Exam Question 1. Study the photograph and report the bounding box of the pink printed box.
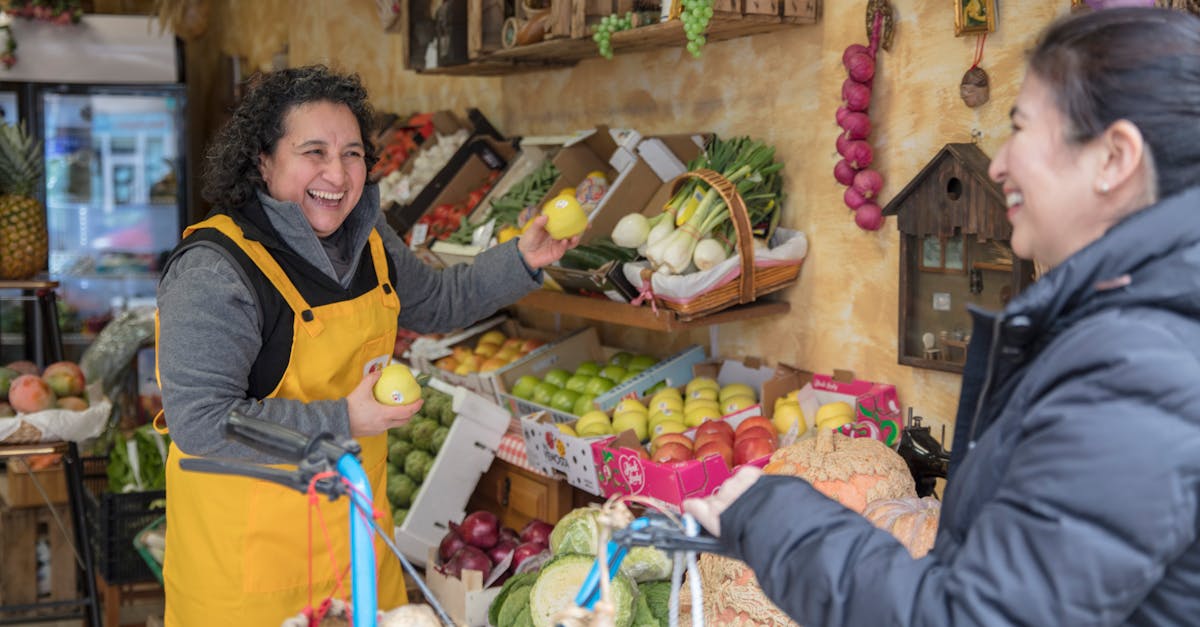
[590,409,770,513]
[804,370,903,447]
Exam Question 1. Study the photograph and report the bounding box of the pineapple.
[0,122,47,280]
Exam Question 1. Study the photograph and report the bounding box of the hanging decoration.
[834,0,894,232]
[960,34,990,108]
[0,1,85,70]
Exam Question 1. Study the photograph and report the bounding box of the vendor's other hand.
[682,466,764,537]
[347,368,424,437]
[518,214,581,269]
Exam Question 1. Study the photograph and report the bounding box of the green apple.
[583,376,616,396]
[543,368,571,388]
[608,351,633,368]
[551,389,582,413]
[565,374,592,393]
[628,354,658,371]
[531,382,560,406]
[511,375,540,400]
[574,361,601,377]
[573,393,597,416]
[599,365,627,383]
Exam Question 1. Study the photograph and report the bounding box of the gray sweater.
[156,184,540,462]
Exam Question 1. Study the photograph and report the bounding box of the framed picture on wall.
[955,0,997,36]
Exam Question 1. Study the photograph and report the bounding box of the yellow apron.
[159,215,406,626]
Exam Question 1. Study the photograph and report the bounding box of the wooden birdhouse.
[882,143,1035,374]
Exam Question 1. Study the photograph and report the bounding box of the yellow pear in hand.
[373,363,422,405]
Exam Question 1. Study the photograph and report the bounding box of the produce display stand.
[514,289,789,331]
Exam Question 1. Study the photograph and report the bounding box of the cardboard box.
[797,370,904,447]
[497,327,707,423]
[408,316,560,404]
[393,381,510,567]
[422,548,504,627]
[395,136,519,243]
[692,357,806,421]
[590,410,772,512]
[520,411,611,495]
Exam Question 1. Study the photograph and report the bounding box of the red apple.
[519,339,545,354]
[694,440,734,469]
[694,430,734,452]
[735,416,777,438]
[650,433,693,455]
[652,442,694,464]
[733,436,776,466]
[695,419,735,442]
[735,425,777,445]
[621,444,650,460]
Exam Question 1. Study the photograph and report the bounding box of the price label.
[410,223,429,248]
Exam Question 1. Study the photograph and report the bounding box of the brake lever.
[610,513,729,556]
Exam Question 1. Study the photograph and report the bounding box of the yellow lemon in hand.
[543,194,588,239]
[373,363,422,405]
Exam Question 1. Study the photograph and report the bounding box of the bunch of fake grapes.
[680,0,714,58]
[593,12,635,59]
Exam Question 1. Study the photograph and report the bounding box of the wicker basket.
[640,168,803,319]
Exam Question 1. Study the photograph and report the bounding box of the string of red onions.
[836,9,888,231]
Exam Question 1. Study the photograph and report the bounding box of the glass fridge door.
[39,85,186,344]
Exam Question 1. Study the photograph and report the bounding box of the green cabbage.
[639,581,673,626]
[550,507,601,556]
[528,554,634,627]
[620,546,673,583]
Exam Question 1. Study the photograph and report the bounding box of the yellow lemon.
[719,383,756,405]
[614,398,648,415]
[651,420,688,439]
[721,394,757,415]
[373,363,422,405]
[772,401,807,437]
[556,423,578,437]
[685,377,719,397]
[612,412,649,441]
[684,405,721,428]
[543,193,588,239]
[578,422,614,437]
[576,410,612,432]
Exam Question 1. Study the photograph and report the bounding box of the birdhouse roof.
[881,143,1010,240]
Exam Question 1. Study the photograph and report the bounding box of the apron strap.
[367,229,400,311]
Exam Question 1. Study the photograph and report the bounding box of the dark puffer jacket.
[720,186,1200,626]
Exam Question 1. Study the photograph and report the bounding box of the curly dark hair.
[201,65,379,209]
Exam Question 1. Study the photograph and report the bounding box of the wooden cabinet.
[467,458,600,530]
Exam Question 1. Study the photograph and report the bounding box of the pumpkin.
[862,496,941,558]
[686,429,918,625]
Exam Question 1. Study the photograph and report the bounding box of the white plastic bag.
[0,382,111,444]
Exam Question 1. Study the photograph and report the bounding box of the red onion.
[511,541,548,570]
[842,43,870,67]
[438,526,467,564]
[459,510,500,549]
[852,169,884,199]
[487,538,517,569]
[844,141,874,170]
[519,519,554,546]
[845,52,876,83]
[835,105,852,127]
[855,203,885,231]
[842,79,872,112]
[499,527,520,545]
[839,111,871,141]
[834,159,857,186]
[836,132,853,159]
[444,545,492,579]
[844,186,867,210]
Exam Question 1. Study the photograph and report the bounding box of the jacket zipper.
[966,314,1004,448]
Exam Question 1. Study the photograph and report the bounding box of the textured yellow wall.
[218,0,1073,442]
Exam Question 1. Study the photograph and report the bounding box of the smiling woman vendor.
[155,65,578,625]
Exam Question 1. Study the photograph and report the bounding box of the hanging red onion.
[459,510,500,549]
[842,43,870,66]
[836,133,853,159]
[438,525,467,564]
[855,203,885,231]
[842,79,872,112]
[519,519,554,546]
[843,141,874,170]
[844,186,867,210]
[834,159,858,186]
[852,169,884,199]
[838,111,872,141]
[835,105,852,127]
[845,52,876,84]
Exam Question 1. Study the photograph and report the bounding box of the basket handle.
[668,168,756,305]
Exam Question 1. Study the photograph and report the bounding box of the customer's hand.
[682,466,764,537]
[346,368,424,437]
[517,214,581,269]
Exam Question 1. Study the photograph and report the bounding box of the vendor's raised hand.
[682,465,764,537]
[517,214,581,269]
[346,368,424,437]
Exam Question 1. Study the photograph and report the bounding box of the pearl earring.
[1099,181,1110,194]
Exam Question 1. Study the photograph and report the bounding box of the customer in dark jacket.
[684,8,1200,626]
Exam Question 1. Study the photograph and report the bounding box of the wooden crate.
[0,460,68,509]
[0,502,77,606]
[743,0,779,17]
[713,0,742,18]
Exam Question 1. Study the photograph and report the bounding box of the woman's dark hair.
[201,65,378,209]
[1030,7,1200,199]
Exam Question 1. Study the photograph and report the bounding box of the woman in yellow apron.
[155,65,577,626]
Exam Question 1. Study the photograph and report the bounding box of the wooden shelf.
[972,261,1013,272]
[418,12,814,76]
[515,289,790,331]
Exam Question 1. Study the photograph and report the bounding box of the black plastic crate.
[81,467,166,585]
